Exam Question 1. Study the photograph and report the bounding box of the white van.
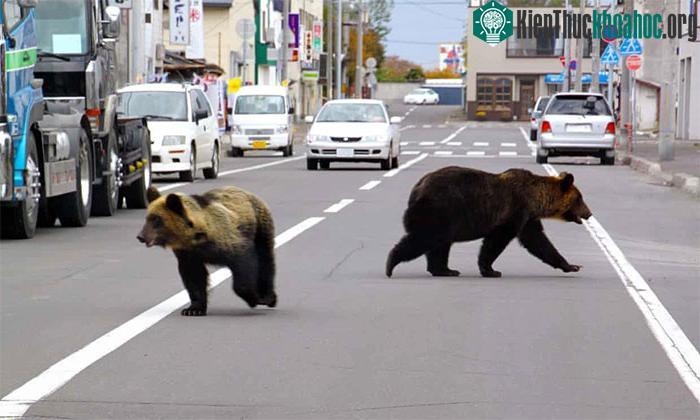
[228,86,294,157]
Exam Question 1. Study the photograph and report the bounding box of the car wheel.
[306,158,318,170]
[530,129,537,141]
[381,156,391,170]
[536,153,548,164]
[203,143,219,179]
[391,156,399,169]
[601,154,615,166]
[179,145,196,182]
[319,160,330,170]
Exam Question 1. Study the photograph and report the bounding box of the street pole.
[354,0,364,98]
[620,0,633,148]
[335,0,342,98]
[280,0,289,84]
[591,0,600,92]
[326,0,333,100]
[564,0,571,91]
[658,0,676,160]
[574,0,584,91]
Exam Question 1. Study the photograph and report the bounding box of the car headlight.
[275,125,288,134]
[162,135,186,146]
[233,125,243,135]
[307,134,329,144]
[364,134,389,143]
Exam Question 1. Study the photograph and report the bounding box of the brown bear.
[137,186,277,316]
[385,166,592,278]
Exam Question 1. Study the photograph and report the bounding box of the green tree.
[367,0,394,41]
[405,67,424,82]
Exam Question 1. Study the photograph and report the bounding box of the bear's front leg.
[175,251,209,316]
[517,220,582,274]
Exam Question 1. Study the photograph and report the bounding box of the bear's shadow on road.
[387,272,584,282]
[203,308,278,317]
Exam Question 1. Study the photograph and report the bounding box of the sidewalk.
[616,138,700,197]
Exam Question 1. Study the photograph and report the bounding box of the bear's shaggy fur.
[138,186,276,316]
[386,167,592,278]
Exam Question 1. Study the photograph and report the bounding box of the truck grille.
[35,72,86,98]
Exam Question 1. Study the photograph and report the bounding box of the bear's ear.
[165,194,186,217]
[560,172,575,191]
[147,186,161,203]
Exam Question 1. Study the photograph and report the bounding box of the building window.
[477,77,512,110]
[507,28,563,57]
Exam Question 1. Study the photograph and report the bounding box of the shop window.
[476,77,512,110]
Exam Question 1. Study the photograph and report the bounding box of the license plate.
[337,148,354,157]
[252,140,268,149]
[566,124,592,133]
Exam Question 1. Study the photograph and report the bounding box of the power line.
[396,0,466,22]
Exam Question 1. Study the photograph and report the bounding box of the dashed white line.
[218,155,305,177]
[401,150,420,155]
[419,141,435,146]
[434,151,453,156]
[400,141,409,146]
[473,142,489,147]
[0,216,327,418]
[499,151,517,157]
[422,125,432,129]
[399,125,415,132]
[438,124,447,128]
[447,142,462,146]
[384,153,428,178]
[541,164,700,402]
[501,142,517,147]
[467,151,486,156]
[323,199,355,213]
[359,180,381,191]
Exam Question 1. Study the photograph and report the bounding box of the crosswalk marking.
[499,151,517,156]
[400,141,409,146]
[473,142,489,147]
[401,150,420,155]
[501,142,517,147]
[422,124,432,128]
[447,141,462,146]
[434,151,453,156]
[419,141,435,146]
[467,151,486,156]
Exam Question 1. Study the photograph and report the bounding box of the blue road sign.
[619,38,643,56]
[600,44,620,65]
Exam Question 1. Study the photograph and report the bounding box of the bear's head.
[552,172,592,224]
[137,187,208,250]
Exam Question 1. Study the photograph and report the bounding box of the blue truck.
[0,0,151,239]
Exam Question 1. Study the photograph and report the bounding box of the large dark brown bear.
[137,186,277,316]
[386,167,592,278]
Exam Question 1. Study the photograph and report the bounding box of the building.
[466,6,607,121]
[114,0,166,86]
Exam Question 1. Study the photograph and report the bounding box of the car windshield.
[411,89,429,95]
[117,91,188,121]
[546,95,611,116]
[316,103,387,123]
[536,97,550,112]
[35,0,89,55]
[235,95,286,114]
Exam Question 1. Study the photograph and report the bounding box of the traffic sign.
[619,38,643,56]
[600,44,620,65]
[569,59,577,70]
[601,25,618,44]
[559,56,566,67]
[626,54,642,71]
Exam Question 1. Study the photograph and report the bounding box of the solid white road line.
[473,142,489,147]
[359,180,381,191]
[401,151,420,155]
[439,126,466,144]
[435,151,453,156]
[157,182,188,192]
[499,151,517,157]
[501,142,517,147]
[384,153,428,178]
[422,125,432,128]
[0,216,327,418]
[519,127,537,156]
[467,151,486,156]
[542,164,700,403]
[419,141,435,146]
[323,199,355,213]
[447,142,462,146]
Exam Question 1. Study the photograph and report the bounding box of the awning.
[545,72,609,85]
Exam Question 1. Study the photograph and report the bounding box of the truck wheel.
[0,134,41,239]
[37,198,57,227]
[56,127,93,227]
[92,127,119,216]
[125,134,152,209]
[203,143,219,179]
[179,145,196,182]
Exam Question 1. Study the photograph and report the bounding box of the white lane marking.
[401,151,420,155]
[520,126,537,156]
[419,141,435,146]
[541,164,700,403]
[499,151,517,157]
[410,107,416,112]
[218,155,304,177]
[359,180,381,191]
[384,153,428,178]
[447,142,462,146]
[436,154,529,159]
[438,124,447,128]
[422,125,432,129]
[0,216,326,418]
[434,151,453,156]
[467,151,486,156]
[501,142,517,147]
[323,199,355,213]
[157,182,187,192]
[473,142,489,147]
[399,125,415,132]
[400,141,409,146]
[439,126,466,144]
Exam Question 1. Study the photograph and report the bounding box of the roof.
[236,85,289,96]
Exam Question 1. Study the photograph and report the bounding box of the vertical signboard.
[288,13,300,48]
[312,20,323,58]
[169,0,190,45]
[304,30,313,64]
[186,0,205,59]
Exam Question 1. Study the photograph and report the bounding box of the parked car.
[305,100,402,170]
[403,88,440,105]
[529,95,550,141]
[117,83,220,181]
[536,92,616,165]
[228,85,294,157]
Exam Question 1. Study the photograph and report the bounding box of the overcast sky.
[386,0,468,69]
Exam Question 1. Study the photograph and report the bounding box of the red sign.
[559,56,566,67]
[626,55,642,71]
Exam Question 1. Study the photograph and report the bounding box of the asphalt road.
[1,102,698,419]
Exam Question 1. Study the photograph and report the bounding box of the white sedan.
[305,100,402,170]
[403,88,440,105]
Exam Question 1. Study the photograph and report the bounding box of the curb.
[616,151,700,197]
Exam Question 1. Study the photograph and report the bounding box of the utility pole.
[564,0,571,91]
[335,0,342,98]
[620,0,633,147]
[354,0,364,98]
[574,0,584,91]
[280,0,290,84]
[658,0,677,160]
[326,0,333,100]
[591,0,600,92]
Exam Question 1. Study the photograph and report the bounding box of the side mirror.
[304,115,314,124]
[288,107,295,115]
[102,6,121,39]
[195,109,208,122]
[18,0,38,7]
[390,116,402,124]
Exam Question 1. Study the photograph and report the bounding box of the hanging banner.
[169,0,190,45]
[186,0,205,59]
[312,20,323,56]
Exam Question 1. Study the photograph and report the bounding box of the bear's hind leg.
[255,227,277,308]
[426,243,460,277]
[175,251,209,316]
[386,233,434,277]
[478,226,517,278]
[230,248,261,309]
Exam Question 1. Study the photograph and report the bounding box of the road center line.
[323,199,355,213]
[541,163,700,402]
[519,126,537,156]
[0,216,326,418]
[384,153,428,178]
[359,180,381,191]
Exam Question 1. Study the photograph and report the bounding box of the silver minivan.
[537,93,616,165]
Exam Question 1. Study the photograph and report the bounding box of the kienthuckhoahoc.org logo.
[473,0,514,46]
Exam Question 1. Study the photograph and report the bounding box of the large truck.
[0,0,151,239]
